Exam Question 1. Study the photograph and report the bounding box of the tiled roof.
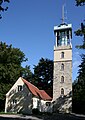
[22,78,52,101]
[40,90,52,101]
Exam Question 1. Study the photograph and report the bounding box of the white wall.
[5,77,33,114]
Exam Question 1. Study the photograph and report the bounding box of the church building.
[5,5,73,114]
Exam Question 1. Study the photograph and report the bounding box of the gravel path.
[0,113,85,120]
[0,114,42,120]
[43,113,85,120]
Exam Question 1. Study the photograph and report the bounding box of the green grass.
[0,112,18,115]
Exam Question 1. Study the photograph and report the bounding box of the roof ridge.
[22,77,39,90]
[21,77,52,101]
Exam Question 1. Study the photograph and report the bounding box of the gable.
[6,77,52,101]
[6,77,24,96]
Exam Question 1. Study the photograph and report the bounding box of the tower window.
[61,76,64,83]
[61,63,64,70]
[61,52,64,58]
[61,88,64,95]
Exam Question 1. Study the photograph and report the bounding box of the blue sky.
[0,0,85,81]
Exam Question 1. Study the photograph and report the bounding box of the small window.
[61,52,64,58]
[18,85,22,91]
[46,102,51,106]
[13,99,17,105]
[61,88,64,95]
[61,63,64,70]
[61,76,64,83]
[37,100,40,108]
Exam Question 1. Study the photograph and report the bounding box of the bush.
[32,108,39,114]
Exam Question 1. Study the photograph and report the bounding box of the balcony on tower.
[54,23,72,48]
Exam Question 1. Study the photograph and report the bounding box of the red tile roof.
[39,90,52,101]
[22,78,52,101]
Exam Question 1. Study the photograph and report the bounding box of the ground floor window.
[46,102,51,106]
[13,99,17,105]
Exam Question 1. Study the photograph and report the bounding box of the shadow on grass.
[42,113,85,120]
[0,113,85,120]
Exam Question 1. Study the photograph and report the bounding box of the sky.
[0,0,85,81]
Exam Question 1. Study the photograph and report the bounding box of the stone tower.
[53,22,72,102]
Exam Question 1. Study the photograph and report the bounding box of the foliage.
[33,58,53,90]
[0,42,27,84]
[32,108,39,114]
[74,55,85,99]
[73,55,85,114]
[0,0,10,19]
[0,41,32,111]
[22,65,33,83]
[75,0,85,49]
[78,54,85,82]
[74,23,85,49]
[72,1,85,114]
[75,0,85,6]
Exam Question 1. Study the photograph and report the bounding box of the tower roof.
[54,23,72,33]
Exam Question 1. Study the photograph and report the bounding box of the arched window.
[61,76,64,83]
[61,52,64,58]
[61,88,64,95]
[61,63,64,70]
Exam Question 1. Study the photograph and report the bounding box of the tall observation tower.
[53,5,72,112]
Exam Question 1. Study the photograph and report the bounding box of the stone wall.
[53,61,72,101]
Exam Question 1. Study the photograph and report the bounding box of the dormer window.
[18,85,22,91]
[61,52,64,58]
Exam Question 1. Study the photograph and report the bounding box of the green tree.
[0,41,32,111]
[74,22,85,49]
[22,65,33,83]
[75,0,85,49]
[33,58,53,91]
[72,0,85,114]
[0,0,10,19]
[73,55,85,114]
[78,55,85,82]
[0,42,27,84]
[75,0,85,6]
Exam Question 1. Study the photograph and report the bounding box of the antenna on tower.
[62,4,65,24]
[61,2,67,24]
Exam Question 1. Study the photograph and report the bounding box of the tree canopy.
[0,42,28,84]
[0,0,10,19]
[75,0,85,6]
[75,0,85,49]
[73,1,85,114]
[73,54,85,114]
[0,42,32,111]
[33,58,53,91]
[74,22,85,49]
